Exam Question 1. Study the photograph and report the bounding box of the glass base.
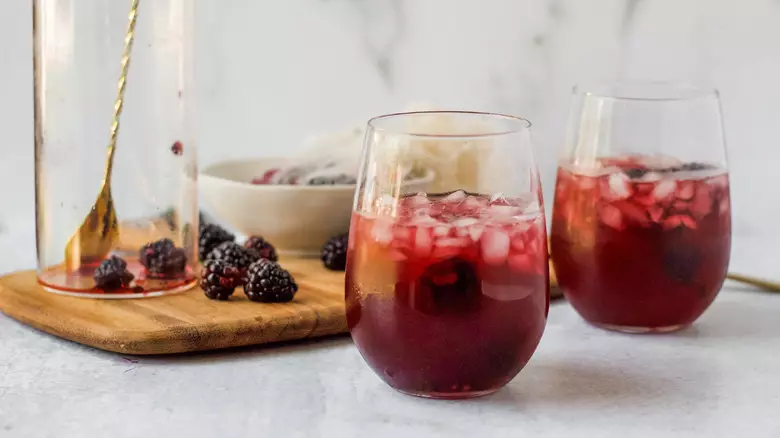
[592,322,689,334]
[38,258,198,299]
[41,279,197,299]
[394,387,502,400]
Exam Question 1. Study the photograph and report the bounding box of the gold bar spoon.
[64,0,140,271]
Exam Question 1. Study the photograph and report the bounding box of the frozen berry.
[244,260,298,303]
[206,241,259,271]
[308,174,357,185]
[244,236,278,262]
[198,223,235,261]
[624,167,648,179]
[321,233,348,271]
[94,256,135,290]
[139,238,187,277]
[200,259,243,300]
[680,162,713,172]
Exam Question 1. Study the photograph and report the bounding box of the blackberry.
[321,233,348,271]
[624,167,648,179]
[139,238,187,277]
[308,174,356,185]
[200,259,243,300]
[206,241,259,271]
[94,256,135,290]
[244,260,298,303]
[198,223,235,261]
[680,162,713,172]
[244,236,278,262]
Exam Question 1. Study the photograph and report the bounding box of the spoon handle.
[104,0,140,182]
[727,273,780,293]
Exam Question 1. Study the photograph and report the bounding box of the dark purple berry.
[139,238,187,277]
[206,241,259,271]
[244,236,278,262]
[171,141,183,156]
[321,233,348,271]
[199,223,235,261]
[94,256,135,290]
[244,260,298,303]
[308,174,356,185]
[200,259,243,300]
[624,167,648,179]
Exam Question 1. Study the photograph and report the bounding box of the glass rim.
[573,81,720,102]
[367,110,532,139]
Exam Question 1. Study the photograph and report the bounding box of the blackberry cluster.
[200,259,244,300]
[94,256,135,290]
[205,241,259,270]
[139,238,187,277]
[321,233,348,271]
[244,260,298,303]
[199,223,235,261]
[244,236,278,262]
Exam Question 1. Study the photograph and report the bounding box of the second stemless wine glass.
[551,82,731,333]
[346,111,549,399]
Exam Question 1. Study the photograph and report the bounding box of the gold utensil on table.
[64,0,140,271]
[726,273,780,293]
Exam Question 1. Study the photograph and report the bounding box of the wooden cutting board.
[0,258,561,356]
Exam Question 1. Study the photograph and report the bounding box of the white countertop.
[0,215,778,438]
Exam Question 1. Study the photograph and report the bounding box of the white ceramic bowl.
[199,157,433,256]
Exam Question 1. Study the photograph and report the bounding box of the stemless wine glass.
[550,82,731,333]
[346,111,549,399]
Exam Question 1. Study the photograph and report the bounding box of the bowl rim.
[199,157,436,191]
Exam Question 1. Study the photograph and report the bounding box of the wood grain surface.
[0,258,561,355]
[0,258,348,355]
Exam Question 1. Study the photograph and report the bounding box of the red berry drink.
[551,156,731,332]
[346,191,549,399]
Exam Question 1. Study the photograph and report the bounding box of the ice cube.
[452,217,478,228]
[393,226,412,242]
[648,207,664,223]
[407,194,430,208]
[435,237,470,248]
[719,197,730,215]
[462,195,488,210]
[489,192,511,206]
[510,235,526,252]
[371,219,393,244]
[433,225,451,237]
[507,253,535,273]
[690,187,712,218]
[468,225,485,241]
[487,205,523,220]
[599,204,623,230]
[663,215,697,230]
[410,214,439,227]
[606,172,631,200]
[443,190,467,203]
[652,179,677,200]
[614,201,649,226]
[676,182,695,200]
[481,228,510,265]
[414,227,433,256]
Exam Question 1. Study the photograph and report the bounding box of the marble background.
[1,0,779,241]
